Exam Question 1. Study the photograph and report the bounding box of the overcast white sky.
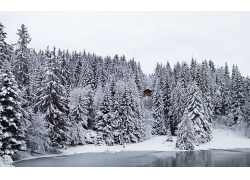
[0,11,250,76]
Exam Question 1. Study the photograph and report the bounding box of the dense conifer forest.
[1,22,250,161]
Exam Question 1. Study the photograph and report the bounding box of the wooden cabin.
[143,89,152,97]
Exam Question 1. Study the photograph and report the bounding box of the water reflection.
[146,149,250,167]
[14,149,250,167]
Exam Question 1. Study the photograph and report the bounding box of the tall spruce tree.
[169,80,186,135]
[230,65,245,125]
[162,63,172,131]
[120,83,139,144]
[70,93,88,146]
[34,47,70,148]
[12,24,33,133]
[152,78,166,135]
[176,110,196,150]
[94,83,114,145]
[185,82,212,143]
[0,23,12,69]
[0,61,26,155]
[13,24,32,89]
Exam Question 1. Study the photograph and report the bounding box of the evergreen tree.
[13,24,32,88]
[128,79,146,142]
[60,50,71,93]
[34,47,70,148]
[94,84,114,146]
[201,61,214,125]
[230,65,245,125]
[152,78,166,135]
[220,63,231,115]
[0,61,26,155]
[69,91,89,146]
[70,93,88,129]
[185,82,212,143]
[208,59,215,73]
[162,63,172,131]
[0,23,12,69]
[176,110,196,150]
[120,83,139,144]
[241,77,250,137]
[169,80,186,135]
[190,56,197,81]
[12,24,33,133]
[25,113,51,153]
[109,77,122,144]
[83,85,94,129]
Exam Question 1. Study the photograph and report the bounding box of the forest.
[0,22,250,164]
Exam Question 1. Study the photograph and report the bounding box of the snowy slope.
[60,128,250,154]
[14,127,250,162]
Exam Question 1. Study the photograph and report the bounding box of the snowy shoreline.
[13,128,250,163]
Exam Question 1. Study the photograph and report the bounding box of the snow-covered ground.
[61,128,250,154]
[14,127,250,162]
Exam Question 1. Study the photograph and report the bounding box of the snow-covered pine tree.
[13,24,32,89]
[69,93,88,146]
[162,62,173,131]
[73,51,83,88]
[208,59,215,73]
[120,83,139,144]
[185,81,212,143]
[169,80,186,135]
[195,66,202,88]
[34,47,71,148]
[93,85,104,112]
[230,65,245,126]
[12,24,33,134]
[59,50,71,93]
[94,83,114,146]
[176,110,196,150]
[152,78,166,135]
[83,85,94,129]
[222,62,231,115]
[213,68,223,115]
[108,76,122,144]
[134,63,144,94]
[200,61,214,126]
[173,62,181,84]
[97,65,107,89]
[128,79,146,142]
[25,113,51,153]
[190,56,197,81]
[180,61,190,88]
[0,23,12,69]
[0,61,26,155]
[70,93,88,129]
[241,77,250,137]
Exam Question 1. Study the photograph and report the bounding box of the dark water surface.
[13,149,250,167]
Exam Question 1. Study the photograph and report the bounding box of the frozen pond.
[13,149,250,167]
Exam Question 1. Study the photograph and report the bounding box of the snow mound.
[0,155,14,167]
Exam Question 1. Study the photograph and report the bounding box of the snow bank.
[0,155,14,167]
[60,128,250,155]
[13,128,250,163]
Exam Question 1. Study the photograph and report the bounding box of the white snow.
[60,128,250,155]
[0,155,13,167]
[3,132,10,137]
[6,106,13,110]
[14,127,250,162]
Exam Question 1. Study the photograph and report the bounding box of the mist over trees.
[1,22,250,158]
